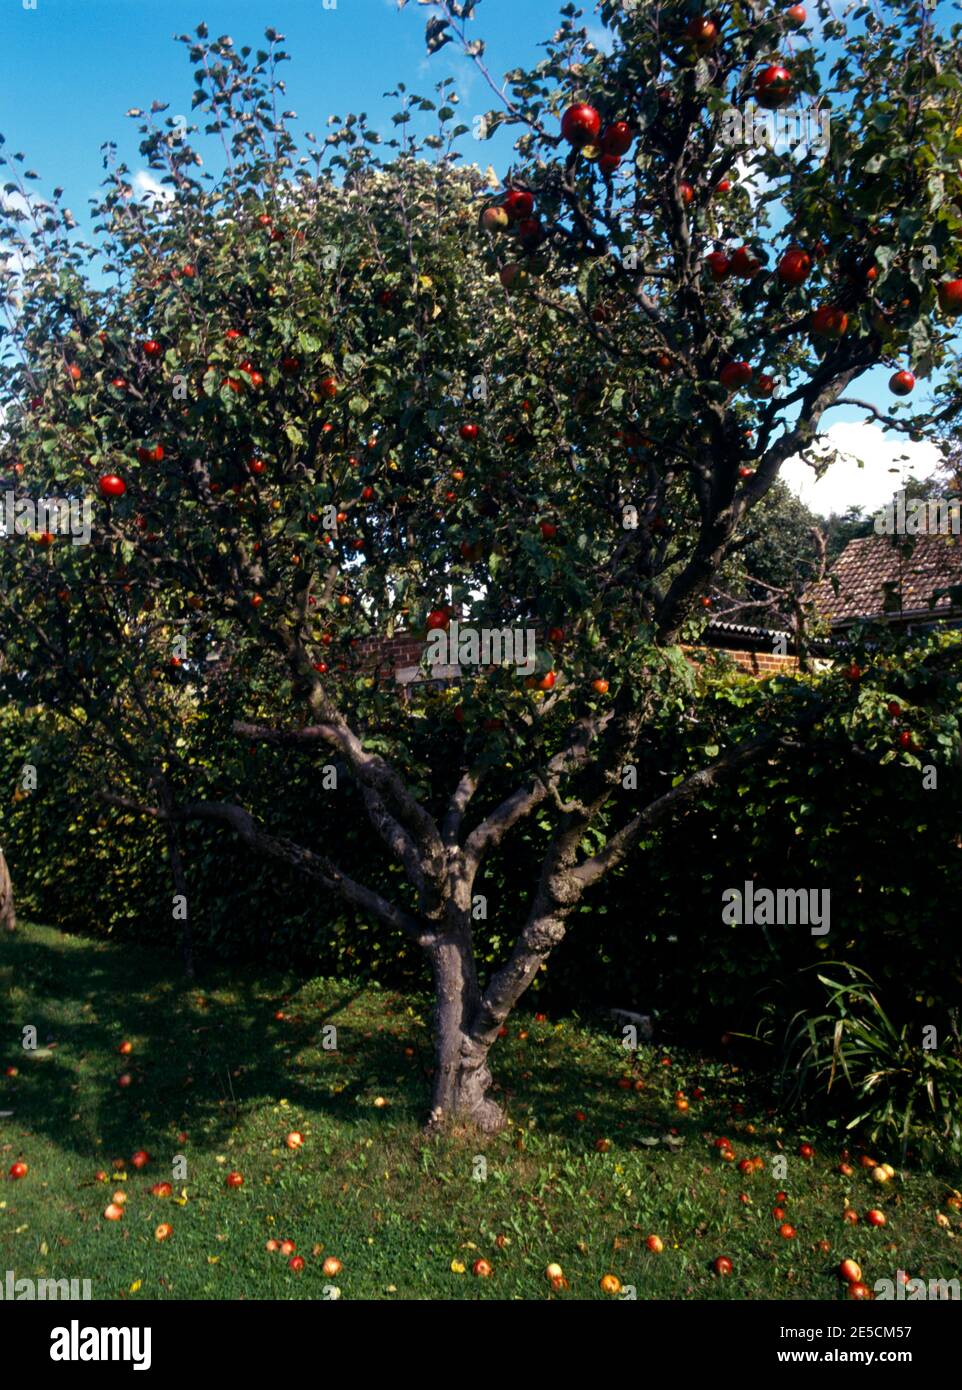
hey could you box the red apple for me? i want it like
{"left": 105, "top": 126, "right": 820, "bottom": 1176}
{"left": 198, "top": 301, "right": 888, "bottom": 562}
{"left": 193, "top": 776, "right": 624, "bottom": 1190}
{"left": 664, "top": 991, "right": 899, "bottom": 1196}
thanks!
{"left": 285, "top": 1131, "right": 304, "bottom": 1150}
{"left": 601, "top": 121, "right": 633, "bottom": 156}
{"left": 646, "top": 1235, "right": 664, "bottom": 1253}
{"left": 540, "top": 521, "right": 557, "bottom": 540}
{"left": 598, "top": 154, "right": 621, "bottom": 177}
{"left": 713, "top": 1256, "right": 733, "bottom": 1275}
{"left": 226, "top": 1171, "right": 244, "bottom": 1189}
{"left": 289, "top": 1256, "right": 305, "bottom": 1272}
{"left": 538, "top": 671, "right": 556, "bottom": 691}
{"left": 785, "top": 5, "right": 807, "bottom": 27}
{"left": 715, "top": 177, "right": 731, "bottom": 193}
{"left": 937, "top": 279, "right": 962, "bottom": 315}
{"left": 9, "top": 1162, "right": 28, "bottom": 1179}
{"left": 459, "top": 423, "right": 479, "bottom": 442}
{"left": 472, "top": 1258, "right": 493, "bottom": 1277}
{"left": 503, "top": 189, "right": 534, "bottom": 222}
{"left": 889, "top": 370, "right": 915, "bottom": 396}
{"left": 117, "top": 1073, "right": 132, "bottom": 1088}
{"left": 118, "top": 1041, "right": 133, "bottom": 1055}
{"left": 866, "top": 1208, "right": 886, "bottom": 1227}
{"left": 730, "top": 246, "right": 761, "bottom": 278}
{"left": 778, "top": 1222, "right": 796, "bottom": 1239}
{"left": 811, "top": 305, "right": 849, "bottom": 338}
{"left": 142, "top": 339, "right": 162, "bottom": 358}
{"left": 755, "top": 64, "right": 793, "bottom": 109}
{"left": 130, "top": 1150, "right": 150, "bottom": 1170}
{"left": 98, "top": 474, "right": 126, "bottom": 499}
{"left": 777, "top": 247, "right": 812, "bottom": 286}
{"left": 685, "top": 16, "right": 720, "bottom": 52}
{"left": 840, "top": 1258, "right": 862, "bottom": 1283}
{"left": 706, "top": 251, "right": 731, "bottom": 281}
{"left": 720, "top": 360, "right": 753, "bottom": 390}
{"left": 104, "top": 1203, "right": 124, "bottom": 1221}
{"left": 848, "top": 1281, "right": 873, "bottom": 1300}
{"left": 591, "top": 678, "right": 609, "bottom": 695}
{"left": 560, "top": 103, "right": 602, "bottom": 148}
{"left": 799, "top": 1142, "right": 815, "bottom": 1159}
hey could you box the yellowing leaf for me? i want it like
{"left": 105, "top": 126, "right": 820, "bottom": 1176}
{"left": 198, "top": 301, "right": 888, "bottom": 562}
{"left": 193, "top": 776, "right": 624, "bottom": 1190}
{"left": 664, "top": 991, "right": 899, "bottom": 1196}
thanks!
{"left": 129, "top": 1280, "right": 142, "bottom": 1293}
{"left": 450, "top": 1259, "right": 466, "bottom": 1273}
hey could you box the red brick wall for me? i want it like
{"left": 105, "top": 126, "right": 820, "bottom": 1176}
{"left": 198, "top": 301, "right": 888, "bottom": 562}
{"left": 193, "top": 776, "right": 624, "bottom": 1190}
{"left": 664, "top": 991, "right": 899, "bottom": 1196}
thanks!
{"left": 350, "top": 632, "right": 803, "bottom": 681}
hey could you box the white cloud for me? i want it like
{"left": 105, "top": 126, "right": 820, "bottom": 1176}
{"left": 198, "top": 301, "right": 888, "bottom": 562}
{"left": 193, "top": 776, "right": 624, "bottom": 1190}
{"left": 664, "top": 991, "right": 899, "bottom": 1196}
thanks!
{"left": 133, "top": 170, "right": 174, "bottom": 205}
{"left": 780, "top": 421, "right": 944, "bottom": 518}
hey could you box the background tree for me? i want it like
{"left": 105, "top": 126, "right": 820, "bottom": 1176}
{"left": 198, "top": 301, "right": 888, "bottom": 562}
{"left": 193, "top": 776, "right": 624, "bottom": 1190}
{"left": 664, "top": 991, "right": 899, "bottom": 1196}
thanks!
{"left": 1, "top": 4, "right": 961, "bottom": 1130}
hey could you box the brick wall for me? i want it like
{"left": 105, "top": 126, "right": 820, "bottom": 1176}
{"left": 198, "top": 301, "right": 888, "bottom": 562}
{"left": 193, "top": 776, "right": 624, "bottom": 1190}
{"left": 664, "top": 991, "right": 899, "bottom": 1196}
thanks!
{"left": 348, "top": 631, "right": 812, "bottom": 683}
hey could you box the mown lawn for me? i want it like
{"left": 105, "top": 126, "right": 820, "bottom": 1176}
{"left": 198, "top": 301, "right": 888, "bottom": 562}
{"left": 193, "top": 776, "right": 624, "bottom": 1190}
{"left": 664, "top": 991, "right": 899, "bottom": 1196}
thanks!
{"left": 1, "top": 921, "right": 959, "bottom": 1301}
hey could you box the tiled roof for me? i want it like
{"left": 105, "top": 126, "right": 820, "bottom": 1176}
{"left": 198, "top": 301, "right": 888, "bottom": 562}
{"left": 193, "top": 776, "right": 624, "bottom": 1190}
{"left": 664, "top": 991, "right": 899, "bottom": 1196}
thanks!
{"left": 805, "top": 533, "right": 962, "bottom": 625}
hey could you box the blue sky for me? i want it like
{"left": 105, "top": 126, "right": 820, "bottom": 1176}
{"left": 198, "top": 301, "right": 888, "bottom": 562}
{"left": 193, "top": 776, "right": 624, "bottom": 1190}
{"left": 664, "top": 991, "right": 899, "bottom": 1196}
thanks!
{"left": 0, "top": 0, "right": 954, "bottom": 516}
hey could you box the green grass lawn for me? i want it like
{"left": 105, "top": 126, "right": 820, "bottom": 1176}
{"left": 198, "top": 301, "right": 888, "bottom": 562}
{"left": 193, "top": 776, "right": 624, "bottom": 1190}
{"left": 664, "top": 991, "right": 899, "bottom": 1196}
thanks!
{"left": 1, "top": 921, "right": 959, "bottom": 1301}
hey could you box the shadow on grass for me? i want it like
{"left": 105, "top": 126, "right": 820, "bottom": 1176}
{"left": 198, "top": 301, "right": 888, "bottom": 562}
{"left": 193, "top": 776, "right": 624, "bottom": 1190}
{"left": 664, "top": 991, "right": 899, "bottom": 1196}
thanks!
{"left": 0, "top": 923, "right": 432, "bottom": 1163}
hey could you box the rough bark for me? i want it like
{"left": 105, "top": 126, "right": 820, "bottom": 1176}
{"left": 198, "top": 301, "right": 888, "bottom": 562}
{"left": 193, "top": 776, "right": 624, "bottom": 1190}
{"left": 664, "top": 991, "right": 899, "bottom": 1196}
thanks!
{"left": 427, "top": 932, "right": 504, "bottom": 1133}
{"left": 0, "top": 847, "right": 16, "bottom": 932}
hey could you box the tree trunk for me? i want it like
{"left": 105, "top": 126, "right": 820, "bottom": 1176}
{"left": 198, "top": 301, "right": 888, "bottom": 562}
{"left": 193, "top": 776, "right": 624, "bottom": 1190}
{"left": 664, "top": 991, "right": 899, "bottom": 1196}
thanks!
{"left": 0, "top": 848, "right": 16, "bottom": 932}
{"left": 427, "top": 934, "right": 504, "bottom": 1133}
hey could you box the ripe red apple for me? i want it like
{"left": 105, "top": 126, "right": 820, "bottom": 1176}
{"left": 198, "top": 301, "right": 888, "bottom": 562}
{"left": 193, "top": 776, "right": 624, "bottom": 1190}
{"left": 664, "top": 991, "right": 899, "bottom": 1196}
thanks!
{"left": 98, "top": 474, "right": 126, "bottom": 499}
{"left": 889, "top": 370, "right": 915, "bottom": 396}
{"left": 118, "top": 1041, "right": 133, "bottom": 1055}
{"left": 715, "top": 177, "right": 731, "bottom": 193}
{"left": 749, "top": 373, "right": 776, "bottom": 398}
{"left": 540, "top": 521, "right": 557, "bottom": 540}
{"left": 730, "top": 246, "right": 761, "bottom": 278}
{"left": 538, "top": 671, "right": 556, "bottom": 691}
{"left": 517, "top": 217, "right": 544, "bottom": 248}
{"left": 130, "top": 1150, "right": 150, "bottom": 1170}
{"left": 843, "top": 1208, "right": 859, "bottom": 1224}
{"left": 503, "top": 189, "right": 534, "bottom": 222}
{"left": 811, "top": 305, "right": 849, "bottom": 337}
{"left": 685, "top": 16, "right": 720, "bottom": 52}
{"left": 785, "top": 4, "right": 807, "bottom": 27}
{"left": 897, "top": 730, "right": 914, "bottom": 750}
{"left": 280, "top": 355, "right": 301, "bottom": 375}
{"left": 706, "top": 251, "right": 731, "bottom": 281}
{"left": 595, "top": 1137, "right": 611, "bottom": 1152}
{"left": 598, "top": 154, "right": 621, "bottom": 177}
{"left": 848, "top": 1281, "right": 873, "bottom": 1300}
{"left": 426, "top": 609, "right": 449, "bottom": 631}
{"left": 279, "top": 1240, "right": 296, "bottom": 1256}
{"left": 117, "top": 1073, "right": 132, "bottom": 1088}
{"left": 778, "top": 1222, "right": 796, "bottom": 1239}
{"left": 799, "top": 1142, "right": 815, "bottom": 1159}
{"left": 601, "top": 121, "right": 633, "bottom": 156}
{"left": 591, "top": 678, "right": 609, "bottom": 695}
{"left": 560, "top": 103, "right": 602, "bottom": 148}
{"left": 110, "top": 376, "right": 127, "bottom": 389}
{"left": 713, "top": 1256, "right": 733, "bottom": 1275}
{"left": 151, "top": 1182, "right": 172, "bottom": 1197}
{"left": 289, "top": 1256, "right": 305, "bottom": 1272}
{"left": 459, "top": 423, "right": 479, "bottom": 442}
{"left": 777, "top": 247, "right": 812, "bottom": 286}
{"left": 755, "top": 64, "right": 793, "bottom": 109}
{"left": 226, "top": 1171, "right": 244, "bottom": 1189}
{"left": 472, "top": 1258, "right": 493, "bottom": 1278}
{"left": 720, "top": 360, "right": 753, "bottom": 390}
{"left": 867, "top": 1208, "right": 886, "bottom": 1227}
{"left": 679, "top": 181, "right": 695, "bottom": 205}
{"left": 9, "top": 1162, "right": 28, "bottom": 1179}
{"left": 646, "top": 1235, "right": 664, "bottom": 1253}
{"left": 840, "top": 1258, "right": 862, "bottom": 1283}
{"left": 937, "top": 279, "right": 962, "bottom": 315}
{"left": 142, "top": 339, "right": 162, "bottom": 358}
{"left": 286, "top": 1131, "right": 304, "bottom": 1150}
{"left": 319, "top": 376, "right": 338, "bottom": 400}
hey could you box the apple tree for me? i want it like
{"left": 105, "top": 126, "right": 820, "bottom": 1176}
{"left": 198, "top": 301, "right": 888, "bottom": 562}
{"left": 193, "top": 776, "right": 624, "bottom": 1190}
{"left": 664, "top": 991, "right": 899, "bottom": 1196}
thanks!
{"left": 1, "top": 6, "right": 960, "bottom": 1129}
